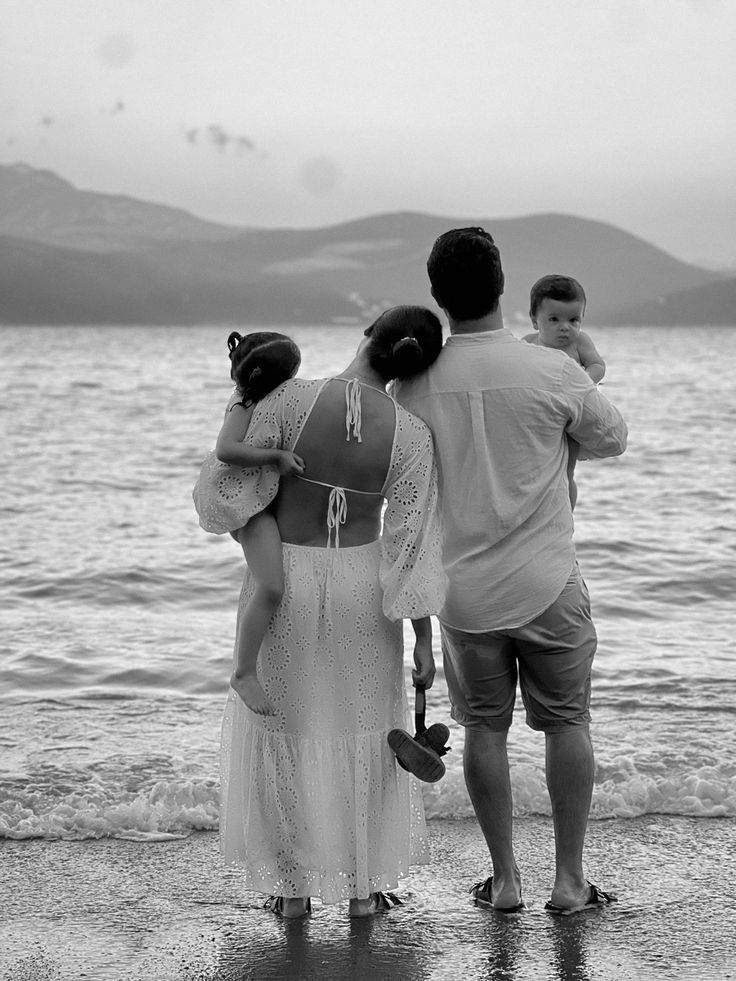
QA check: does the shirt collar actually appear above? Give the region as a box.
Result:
[445,327,518,346]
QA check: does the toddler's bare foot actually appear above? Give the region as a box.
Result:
[230,671,276,715]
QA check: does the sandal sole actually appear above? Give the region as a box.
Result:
[387,729,446,782]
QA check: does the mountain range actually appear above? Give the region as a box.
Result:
[1,162,733,326]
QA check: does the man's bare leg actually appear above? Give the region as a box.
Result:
[464,728,522,909]
[545,726,595,909]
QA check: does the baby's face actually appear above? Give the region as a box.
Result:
[533,297,584,349]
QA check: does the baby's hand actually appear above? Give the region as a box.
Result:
[275,450,306,476]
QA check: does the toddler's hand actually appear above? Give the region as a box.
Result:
[276,450,306,476]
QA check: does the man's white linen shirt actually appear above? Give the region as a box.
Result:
[394,328,628,632]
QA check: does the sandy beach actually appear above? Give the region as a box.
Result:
[2,815,734,981]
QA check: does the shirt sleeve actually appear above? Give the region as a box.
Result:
[379,409,447,621]
[563,360,628,459]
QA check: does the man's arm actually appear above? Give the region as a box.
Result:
[564,361,627,459]
[577,331,606,383]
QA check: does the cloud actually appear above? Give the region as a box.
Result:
[98,101,126,118]
[184,124,255,154]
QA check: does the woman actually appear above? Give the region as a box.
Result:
[196,307,446,918]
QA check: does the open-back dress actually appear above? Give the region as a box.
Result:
[193,377,445,903]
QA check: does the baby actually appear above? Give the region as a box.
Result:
[523,275,606,508]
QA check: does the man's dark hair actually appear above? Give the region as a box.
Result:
[426,227,504,321]
[529,275,586,318]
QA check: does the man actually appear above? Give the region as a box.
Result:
[394,227,627,914]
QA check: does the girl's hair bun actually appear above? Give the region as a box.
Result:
[227,331,243,357]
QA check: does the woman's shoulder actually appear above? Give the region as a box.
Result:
[394,399,432,434]
[393,401,434,455]
[255,376,324,407]
[250,377,328,433]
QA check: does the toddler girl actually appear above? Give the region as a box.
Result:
[196,331,304,715]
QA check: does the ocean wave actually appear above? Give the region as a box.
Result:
[0,776,219,841]
[8,567,221,606]
[2,757,734,842]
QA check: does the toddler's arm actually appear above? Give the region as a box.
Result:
[577,332,606,383]
[216,402,305,475]
[410,617,435,689]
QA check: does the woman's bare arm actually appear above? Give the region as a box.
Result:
[410,617,435,689]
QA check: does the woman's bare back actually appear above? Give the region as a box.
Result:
[274,379,397,547]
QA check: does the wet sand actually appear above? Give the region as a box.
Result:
[1,816,735,981]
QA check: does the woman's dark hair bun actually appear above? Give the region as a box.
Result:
[365,306,443,381]
[393,337,421,355]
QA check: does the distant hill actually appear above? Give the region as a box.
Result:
[0,162,731,326]
[0,234,358,325]
[0,162,241,249]
[611,275,736,326]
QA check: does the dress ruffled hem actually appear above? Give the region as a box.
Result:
[220,691,428,903]
[218,853,430,905]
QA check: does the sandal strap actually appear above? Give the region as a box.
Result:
[374,891,403,910]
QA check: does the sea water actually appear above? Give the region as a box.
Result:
[1,323,735,842]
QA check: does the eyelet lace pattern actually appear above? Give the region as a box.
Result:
[220,542,429,902]
[194,378,445,901]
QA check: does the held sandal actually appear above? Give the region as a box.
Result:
[388,686,451,783]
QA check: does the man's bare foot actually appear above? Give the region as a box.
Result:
[230,671,276,715]
[470,870,523,912]
[491,869,523,911]
[546,878,614,913]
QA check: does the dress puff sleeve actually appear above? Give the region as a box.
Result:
[192,391,282,534]
[379,406,446,621]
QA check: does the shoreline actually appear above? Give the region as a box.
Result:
[2,816,735,980]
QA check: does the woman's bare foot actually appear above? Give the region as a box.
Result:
[349,895,377,918]
[281,897,310,918]
[348,892,402,917]
[264,896,311,917]
[230,671,276,715]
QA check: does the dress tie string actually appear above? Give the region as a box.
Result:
[326,486,348,549]
[345,379,363,443]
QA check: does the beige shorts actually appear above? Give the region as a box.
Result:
[441,566,597,733]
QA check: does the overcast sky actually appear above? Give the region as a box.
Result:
[2,0,735,266]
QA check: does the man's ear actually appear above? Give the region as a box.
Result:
[531,318,539,330]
